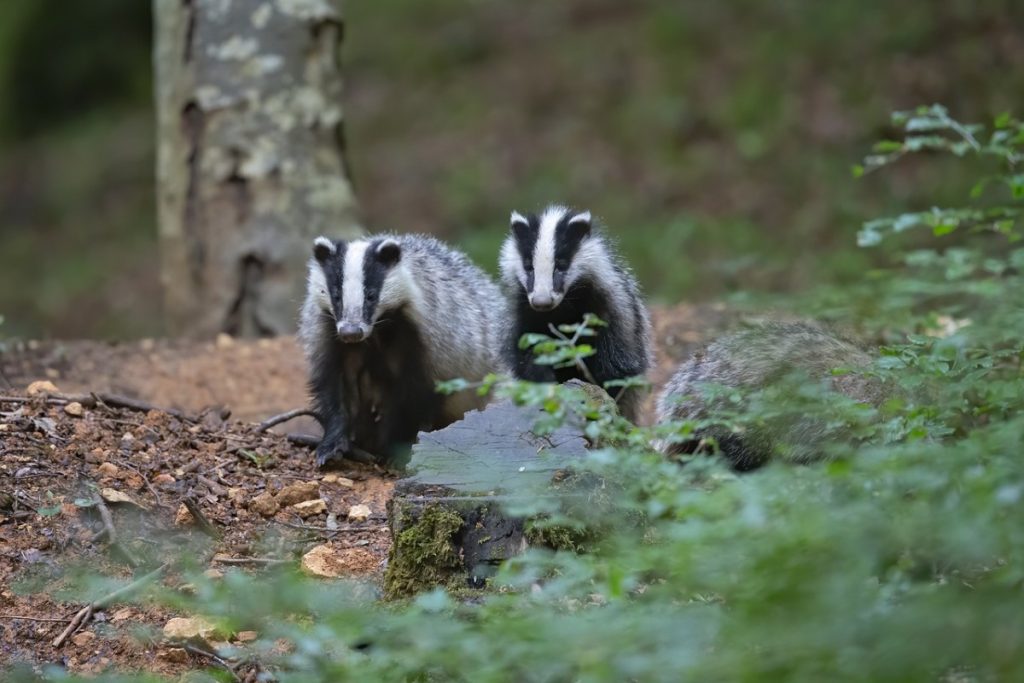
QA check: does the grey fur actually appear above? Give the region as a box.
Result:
[299,233,506,465]
[499,205,654,422]
[656,321,883,468]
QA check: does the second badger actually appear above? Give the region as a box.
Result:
[500,205,653,422]
[300,234,506,466]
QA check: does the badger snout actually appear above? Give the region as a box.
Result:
[528,291,561,311]
[337,321,371,343]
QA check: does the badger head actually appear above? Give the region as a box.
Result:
[309,236,404,343]
[501,205,593,311]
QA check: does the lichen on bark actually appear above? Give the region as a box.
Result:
[154,0,360,338]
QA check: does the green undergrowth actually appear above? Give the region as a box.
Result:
[9,106,1024,682]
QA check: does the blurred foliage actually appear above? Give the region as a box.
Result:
[0,0,1022,339]
[9,108,1024,681]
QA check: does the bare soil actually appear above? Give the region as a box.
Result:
[0,303,723,677]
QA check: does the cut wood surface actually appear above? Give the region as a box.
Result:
[387,399,591,594]
[398,400,590,498]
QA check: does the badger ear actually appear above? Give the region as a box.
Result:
[510,211,531,240]
[566,211,592,239]
[313,236,337,262]
[376,238,401,267]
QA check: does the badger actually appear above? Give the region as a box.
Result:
[499,205,653,422]
[656,321,884,470]
[299,234,506,466]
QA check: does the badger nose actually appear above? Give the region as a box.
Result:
[529,292,556,311]
[337,322,369,343]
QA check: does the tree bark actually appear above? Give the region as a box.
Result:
[154,0,360,338]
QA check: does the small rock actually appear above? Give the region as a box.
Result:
[63,402,84,417]
[204,568,224,580]
[292,499,327,518]
[322,473,354,488]
[236,630,259,642]
[275,481,320,506]
[227,487,246,503]
[121,432,136,443]
[71,631,96,647]
[162,616,221,640]
[347,504,372,522]
[45,368,61,380]
[86,447,106,463]
[174,504,195,527]
[110,608,134,622]
[140,338,156,351]
[26,380,60,396]
[250,492,279,517]
[215,332,234,349]
[159,647,189,663]
[301,544,345,578]
[152,473,176,487]
[97,462,119,478]
[0,424,8,432]
[100,488,140,506]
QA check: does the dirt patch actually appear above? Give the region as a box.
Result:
[0,303,725,676]
[0,397,393,676]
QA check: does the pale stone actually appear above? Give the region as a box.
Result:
[346,504,371,522]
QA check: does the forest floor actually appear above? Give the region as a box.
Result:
[0,303,731,678]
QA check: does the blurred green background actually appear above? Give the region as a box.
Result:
[0,0,1021,339]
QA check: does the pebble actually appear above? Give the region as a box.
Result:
[293,499,327,518]
[26,380,60,396]
[63,402,84,417]
[250,492,279,517]
[275,481,320,506]
[97,462,119,478]
[347,504,372,522]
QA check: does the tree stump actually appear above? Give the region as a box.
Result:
[385,399,592,598]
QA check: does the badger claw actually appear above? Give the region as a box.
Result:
[315,434,350,467]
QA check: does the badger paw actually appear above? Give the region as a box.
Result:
[315,434,351,468]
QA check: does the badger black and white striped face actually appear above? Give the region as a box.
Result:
[502,205,592,311]
[309,236,404,343]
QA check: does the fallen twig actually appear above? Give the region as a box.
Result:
[257,408,321,433]
[111,458,165,509]
[211,556,292,566]
[183,497,222,539]
[91,493,118,545]
[197,474,227,497]
[285,433,378,464]
[0,615,71,623]
[0,391,196,422]
[182,642,241,682]
[52,562,169,647]
[271,518,388,534]
[286,433,320,448]
[89,491,142,567]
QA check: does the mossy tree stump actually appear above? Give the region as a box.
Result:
[384,399,591,598]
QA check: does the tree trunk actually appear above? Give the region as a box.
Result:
[154,0,360,338]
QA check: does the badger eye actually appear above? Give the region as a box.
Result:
[524,262,534,273]
[555,260,569,271]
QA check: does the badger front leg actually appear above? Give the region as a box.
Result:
[310,347,351,467]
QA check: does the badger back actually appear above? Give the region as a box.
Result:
[395,234,508,380]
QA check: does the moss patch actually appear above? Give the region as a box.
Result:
[383,503,466,600]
